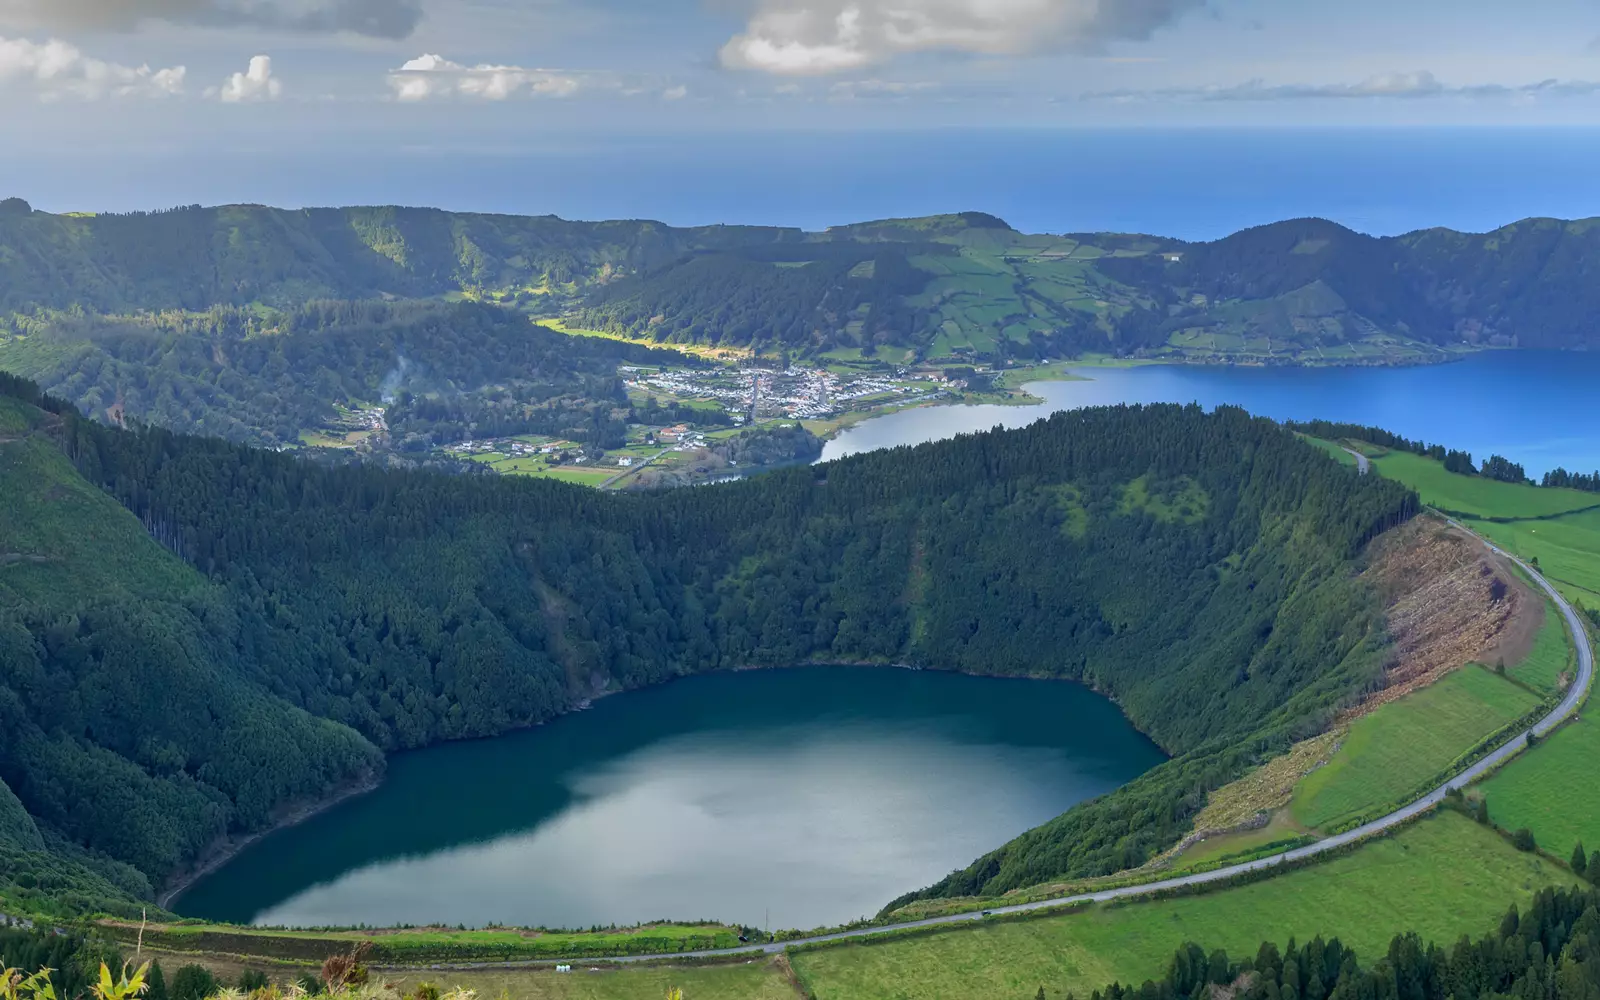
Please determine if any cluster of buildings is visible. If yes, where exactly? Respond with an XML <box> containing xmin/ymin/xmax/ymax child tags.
<box><xmin>445</xmin><ymin>438</ymin><xmax>566</xmax><ymax>458</ymax></box>
<box><xmin>621</xmin><ymin>365</ymin><xmax>933</xmax><ymax>421</ymax></box>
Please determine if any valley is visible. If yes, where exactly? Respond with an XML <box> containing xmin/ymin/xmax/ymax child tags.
<box><xmin>5</xmin><ymin>202</ymin><xmax>1600</xmax><ymax>1000</ymax></box>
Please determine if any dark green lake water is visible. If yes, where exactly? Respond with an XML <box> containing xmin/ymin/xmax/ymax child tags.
<box><xmin>176</xmin><ymin>667</ymin><xmax>1164</xmax><ymax>930</ymax></box>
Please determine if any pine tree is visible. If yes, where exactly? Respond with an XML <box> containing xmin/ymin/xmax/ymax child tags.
<box><xmin>1038</xmin><ymin>988</ymin><xmax>1048</xmax><ymax>1000</ymax></box>
<box><xmin>1500</xmin><ymin>904</ymin><xmax>1520</xmax><ymax>938</ymax></box>
<box><xmin>1573</xmin><ymin>842</ymin><xmax>1589</xmax><ymax>880</ymax></box>
<box><xmin>1477</xmin><ymin>797</ymin><xmax>1491</xmax><ymax>826</ymax></box>
<box><xmin>145</xmin><ymin>962</ymin><xmax>168</xmax><ymax>1000</ymax></box>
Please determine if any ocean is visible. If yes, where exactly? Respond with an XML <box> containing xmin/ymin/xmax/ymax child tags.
<box><xmin>15</xmin><ymin>127</ymin><xmax>1600</xmax><ymax>240</ymax></box>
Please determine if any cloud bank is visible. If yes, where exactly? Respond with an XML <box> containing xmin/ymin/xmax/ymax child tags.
<box><xmin>0</xmin><ymin>34</ymin><xmax>185</xmax><ymax>98</ymax></box>
<box><xmin>387</xmin><ymin>54</ymin><xmax>583</xmax><ymax>101</ymax></box>
<box><xmin>719</xmin><ymin>0</ymin><xmax>1204</xmax><ymax>75</ymax></box>
<box><xmin>0</xmin><ymin>0</ymin><xmax>422</xmax><ymax>39</ymax></box>
<box><xmin>1085</xmin><ymin>71</ymin><xmax>1600</xmax><ymax>102</ymax></box>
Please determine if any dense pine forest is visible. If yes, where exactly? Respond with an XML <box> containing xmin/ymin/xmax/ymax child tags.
<box><xmin>0</xmin><ymin>370</ymin><xmax>1418</xmax><ymax>916</ymax></box>
<box><xmin>0</xmin><ymin>300</ymin><xmax>700</xmax><ymax>450</ymax></box>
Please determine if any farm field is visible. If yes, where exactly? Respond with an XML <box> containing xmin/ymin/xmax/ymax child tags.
<box><xmin>1291</xmin><ymin>666</ymin><xmax>1542</xmax><ymax>831</ymax></box>
<box><xmin>1300</xmin><ymin>435</ymin><xmax>1361</xmax><ymax>467</ymax></box>
<box><xmin>1467</xmin><ymin>512</ymin><xmax>1600</xmax><ymax>607</ymax></box>
<box><xmin>1368</xmin><ymin>451</ymin><xmax>1598</xmax><ymax>519</ymax></box>
<box><xmin>1360</xmin><ymin>448</ymin><xmax>1600</xmax><ymax>604</ymax></box>
<box><xmin>1510</xmin><ymin>606</ymin><xmax>1579</xmax><ymax>696</ymax></box>
<box><xmin>790</xmin><ymin>812</ymin><xmax>1572</xmax><ymax>1000</ymax></box>
<box><xmin>1479</xmin><ymin>712</ymin><xmax>1600</xmax><ymax>867</ymax></box>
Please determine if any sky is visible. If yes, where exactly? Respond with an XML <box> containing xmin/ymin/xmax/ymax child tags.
<box><xmin>3</xmin><ymin>0</ymin><xmax>1600</xmax><ymax>221</ymax></box>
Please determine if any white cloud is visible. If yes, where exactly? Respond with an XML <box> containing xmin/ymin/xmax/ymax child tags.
<box><xmin>829</xmin><ymin>77</ymin><xmax>939</xmax><ymax>99</ymax></box>
<box><xmin>0</xmin><ymin>0</ymin><xmax>422</xmax><ymax>39</ymax></box>
<box><xmin>719</xmin><ymin>0</ymin><xmax>1204</xmax><ymax>75</ymax></box>
<box><xmin>0</xmin><ymin>35</ymin><xmax>185</xmax><ymax>99</ymax></box>
<box><xmin>387</xmin><ymin>53</ymin><xmax>583</xmax><ymax>101</ymax></box>
<box><xmin>215</xmin><ymin>55</ymin><xmax>282</xmax><ymax>102</ymax></box>
<box><xmin>662</xmin><ymin>84</ymin><xmax>688</xmax><ymax>100</ymax></box>
<box><xmin>1085</xmin><ymin>72</ymin><xmax>1600</xmax><ymax>103</ymax></box>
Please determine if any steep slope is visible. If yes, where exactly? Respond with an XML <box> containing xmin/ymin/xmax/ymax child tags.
<box><xmin>0</xmin><ymin>202</ymin><xmax>802</xmax><ymax>312</ymax></box>
<box><xmin>0</xmin><ymin>378</ymin><xmax>383</xmax><ymax>910</ymax></box>
<box><xmin>0</xmin><ymin>370</ymin><xmax>1419</xmax><ymax>917</ymax></box>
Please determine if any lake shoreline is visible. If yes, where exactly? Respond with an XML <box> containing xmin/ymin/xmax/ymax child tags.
<box><xmin>168</xmin><ymin>664</ymin><xmax>1167</xmax><ymax>931</ymax></box>
<box><xmin>158</xmin><ymin>769</ymin><xmax>385</xmax><ymax>912</ymax></box>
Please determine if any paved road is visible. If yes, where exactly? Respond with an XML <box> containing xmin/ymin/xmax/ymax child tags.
<box><xmin>1340</xmin><ymin>446</ymin><xmax>1373</xmax><ymax>474</ymax></box>
<box><xmin>417</xmin><ymin>519</ymin><xmax>1592</xmax><ymax>969</ymax></box>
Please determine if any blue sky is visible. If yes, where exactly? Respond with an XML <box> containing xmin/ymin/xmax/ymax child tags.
<box><xmin>6</xmin><ymin>0</ymin><xmax>1600</xmax><ymax>222</ymax></box>
<box><xmin>2</xmin><ymin>0</ymin><xmax>1598</xmax><ymax>127</ymax></box>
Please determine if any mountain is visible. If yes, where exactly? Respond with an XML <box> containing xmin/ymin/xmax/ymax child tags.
<box><xmin>0</xmin><ymin>372</ymin><xmax>1416</xmax><ymax>918</ymax></box>
<box><xmin>7</xmin><ymin>200</ymin><xmax>1600</xmax><ymax>371</ymax></box>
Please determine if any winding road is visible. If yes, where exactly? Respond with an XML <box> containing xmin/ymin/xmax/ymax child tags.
<box><xmin>419</xmin><ymin>515</ymin><xmax>1592</xmax><ymax>969</ymax></box>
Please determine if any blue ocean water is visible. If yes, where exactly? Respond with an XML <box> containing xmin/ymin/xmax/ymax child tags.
<box><xmin>18</xmin><ymin>128</ymin><xmax>1600</xmax><ymax>239</ymax></box>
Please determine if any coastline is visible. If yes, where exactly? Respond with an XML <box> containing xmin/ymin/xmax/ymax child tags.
<box><xmin>157</xmin><ymin>769</ymin><xmax>384</xmax><ymax>912</ymax></box>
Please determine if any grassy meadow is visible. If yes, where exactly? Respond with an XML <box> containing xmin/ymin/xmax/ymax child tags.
<box><xmin>1368</xmin><ymin>451</ymin><xmax>1599</xmax><ymax>520</ymax></box>
<box><xmin>1511</xmin><ymin>606</ymin><xmax>1579</xmax><ymax>696</ymax></box>
<box><xmin>790</xmin><ymin>812</ymin><xmax>1572</xmax><ymax>1000</ymax></box>
<box><xmin>1356</xmin><ymin>448</ymin><xmax>1600</xmax><ymax>605</ymax></box>
<box><xmin>1479</xmin><ymin>712</ymin><xmax>1600</xmax><ymax>867</ymax></box>
<box><xmin>1290</xmin><ymin>666</ymin><xmax>1541</xmax><ymax>831</ymax></box>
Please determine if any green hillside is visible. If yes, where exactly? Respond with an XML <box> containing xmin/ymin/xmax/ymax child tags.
<box><xmin>7</xmin><ymin>200</ymin><xmax>1600</xmax><ymax>368</ymax></box>
<box><xmin>0</xmin><ymin>373</ymin><xmax>1416</xmax><ymax>917</ymax></box>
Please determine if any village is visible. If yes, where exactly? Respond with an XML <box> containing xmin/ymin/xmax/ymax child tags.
<box><xmin>417</xmin><ymin>362</ymin><xmax>980</xmax><ymax>488</ymax></box>
<box><xmin>294</xmin><ymin>357</ymin><xmax>1000</xmax><ymax>489</ymax></box>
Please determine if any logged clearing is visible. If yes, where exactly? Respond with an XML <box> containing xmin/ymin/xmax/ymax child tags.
<box><xmin>1186</xmin><ymin>517</ymin><xmax>1542</xmax><ymax>845</ymax></box>
<box><xmin>792</xmin><ymin>812</ymin><xmax>1573</xmax><ymax>1000</ymax></box>
<box><xmin>1357</xmin><ymin>519</ymin><xmax>1540</xmax><ymax>711</ymax></box>
<box><xmin>1178</xmin><ymin>732</ymin><xmax>1339</xmax><ymax>847</ymax></box>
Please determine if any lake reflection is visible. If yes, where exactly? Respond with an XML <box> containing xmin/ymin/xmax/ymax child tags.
<box><xmin>178</xmin><ymin>668</ymin><xmax>1164</xmax><ymax>930</ymax></box>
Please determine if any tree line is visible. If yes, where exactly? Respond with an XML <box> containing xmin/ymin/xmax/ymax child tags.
<box><xmin>1285</xmin><ymin>421</ymin><xmax>1528</xmax><ymax>484</ymax></box>
<box><xmin>1068</xmin><ymin>882</ymin><xmax>1600</xmax><ymax>1000</ymax></box>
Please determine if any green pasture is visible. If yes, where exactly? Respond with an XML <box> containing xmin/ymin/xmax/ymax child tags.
<box><xmin>1361</xmin><ymin>449</ymin><xmax>1600</xmax><ymax>604</ymax></box>
<box><xmin>1480</xmin><ymin>712</ymin><xmax>1600</xmax><ymax>868</ymax></box>
<box><xmin>792</xmin><ymin>812</ymin><xmax>1571</xmax><ymax>1000</ymax></box>
<box><xmin>1511</xmin><ymin>606</ymin><xmax>1578</xmax><ymax>695</ymax></box>
<box><xmin>1466</xmin><ymin>512</ymin><xmax>1600</xmax><ymax>606</ymax></box>
<box><xmin>1369</xmin><ymin>451</ymin><xmax>1597</xmax><ymax>519</ymax></box>
<box><xmin>1301</xmin><ymin>435</ymin><xmax>1361</xmax><ymax>467</ymax></box>
<box><xmin>1291</xmin><ymin>666</ymin><xmax>1541</xmax><ymax>831</ymax></box>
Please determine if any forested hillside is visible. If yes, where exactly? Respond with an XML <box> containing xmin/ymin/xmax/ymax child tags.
<box><xmin>0</xmin><ymin>370</ymin><xmax>1417</xmax><ymax>917</ymax></box>
<box><xmin>0</xmin><ymin>300</ymin><xmax>700</xmax><ymax>449</ymax></box>
<box><xmin>6</xmin><ymin>199</ymin><xmax>1600</xmax><ymax>369</ymax></box>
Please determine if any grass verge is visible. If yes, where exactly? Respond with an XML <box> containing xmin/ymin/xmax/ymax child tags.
<box><xmin>790</xmin><ymin>812</ymin><xmax>1573</xmax><ymax>1000</ymax></box>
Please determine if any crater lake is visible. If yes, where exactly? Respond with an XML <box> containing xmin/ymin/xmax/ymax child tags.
<box><xmin>175</xmin><ymin>667</ymin><xmax>1165</xmax><ymax>931</ymax></box>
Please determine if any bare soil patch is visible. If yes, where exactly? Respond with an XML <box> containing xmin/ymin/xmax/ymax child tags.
<box><xmin>1351</xmin><ymin>518</ymin><xmax>1540</xmax><ymax>716</ymax></box>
